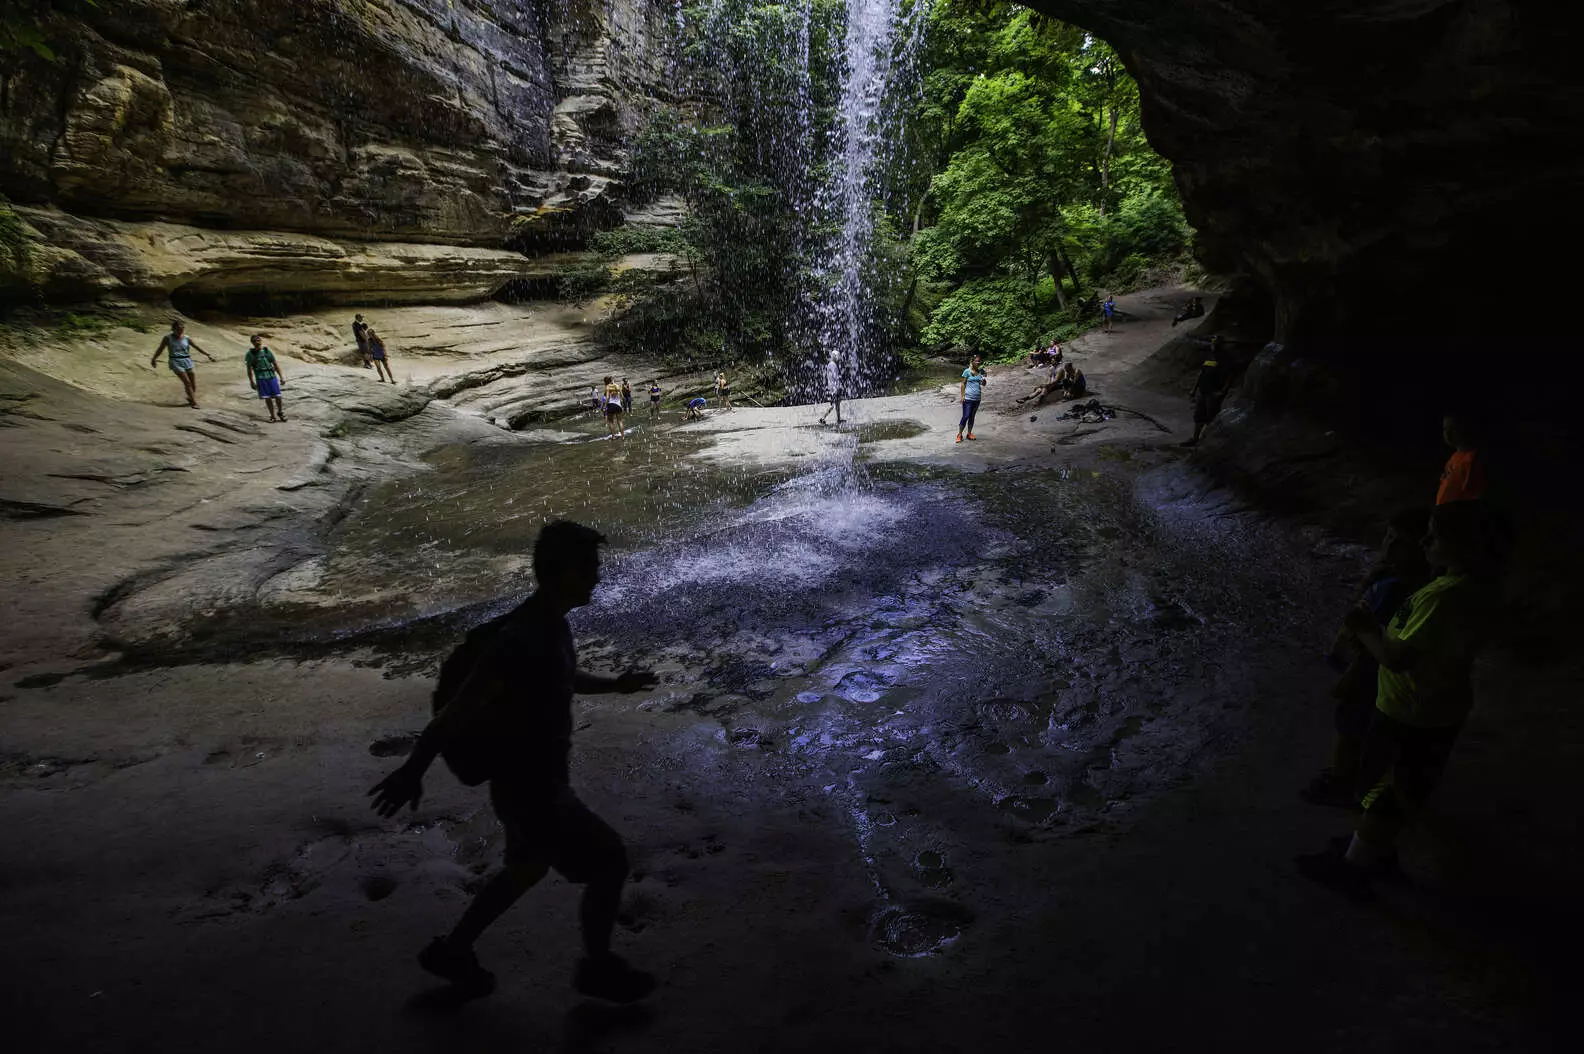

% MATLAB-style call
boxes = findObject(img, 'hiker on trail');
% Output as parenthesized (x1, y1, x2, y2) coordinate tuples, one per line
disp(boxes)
(149, 320, 217, 409)
(818, 388, 844, 426)
(366, 328, 395, 384)
(603, 376, 624, 439)
(352, 314, 373, 369)
(1437, 410, 1487, 505)
(368, 521, 660, 1003)
(244, 334, 287, 423)
(1296, 500, 1510, 900)
(1101, 294, 1117, 334)
(685, 396, 707, 420)
(1172, 297, 1204, 327)
(648, 380, 662, 418)
(590, 384, 602, 413)
(1305, 507, 1432, 809)
(715, 371, 733, 410)
(957, 354, 987, 444)
(1184, 337, 1230, 446)
(620, 378, 633, 415)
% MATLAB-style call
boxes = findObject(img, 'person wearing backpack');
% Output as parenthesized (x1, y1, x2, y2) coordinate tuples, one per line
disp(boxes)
(244, 334, 286, 422)
(368, 521, 660, 1002)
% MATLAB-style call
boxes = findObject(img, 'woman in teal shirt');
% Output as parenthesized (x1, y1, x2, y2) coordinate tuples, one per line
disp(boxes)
(149, 320, 217, 409)
(957, 355, 986, 443)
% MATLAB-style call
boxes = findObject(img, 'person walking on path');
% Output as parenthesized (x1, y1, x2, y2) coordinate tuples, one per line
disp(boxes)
(715, 371, 733, 410)
(648, 380, 662, 418)
(149, 320, 217, 409)
(620, 378, 633, 415)
(352, 314, 373, 369)
(603, 375, 625, 440)
(957, 354, 987, 443)
(244, 334, 288, 423)
(1295, 500, 1509, 900)
(366, 328, 395, 384)
(1184, 337, 1230, 446)
(1101, 294, 1117, 334)
(369, 521, 660, 1003)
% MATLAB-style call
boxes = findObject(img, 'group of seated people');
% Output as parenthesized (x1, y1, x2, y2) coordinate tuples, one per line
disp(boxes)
(1018, 360, 1088, 407)
(1026, 340, 1065, 368)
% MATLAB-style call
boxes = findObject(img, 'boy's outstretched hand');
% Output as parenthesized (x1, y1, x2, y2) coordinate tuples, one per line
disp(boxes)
(368, 764, 424, 817)
(613, 669, 659, 694)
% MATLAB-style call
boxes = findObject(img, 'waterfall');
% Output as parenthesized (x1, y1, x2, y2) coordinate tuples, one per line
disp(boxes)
(809, 0, 926, 410)
(674, 0, 927, 408)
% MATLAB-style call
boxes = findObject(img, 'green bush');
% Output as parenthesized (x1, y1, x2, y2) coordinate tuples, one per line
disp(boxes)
(0, 195, 32, 291)
(557, 261, 613, 301)
(589, 226, 689, 258)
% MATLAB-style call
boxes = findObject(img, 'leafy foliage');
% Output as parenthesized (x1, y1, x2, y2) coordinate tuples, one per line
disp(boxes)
(906, 1, 1191, 355)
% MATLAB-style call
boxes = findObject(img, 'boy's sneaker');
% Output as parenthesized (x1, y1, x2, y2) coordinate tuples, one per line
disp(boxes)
(955, 435, 963, 443)
(418, 937, 496, 996)
(966, 432, 976, 440)
(574, 954, 657, 1003)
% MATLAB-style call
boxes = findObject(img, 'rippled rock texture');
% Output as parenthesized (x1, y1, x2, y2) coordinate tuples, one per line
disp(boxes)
(0, 0, 669, 298)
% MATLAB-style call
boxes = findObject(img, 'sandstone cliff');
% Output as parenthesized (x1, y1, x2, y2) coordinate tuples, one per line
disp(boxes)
(0, 0, 673, 302)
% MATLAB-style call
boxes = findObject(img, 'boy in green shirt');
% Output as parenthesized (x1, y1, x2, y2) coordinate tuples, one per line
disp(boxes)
(244, 334, 287, 422)
(1296, 500, 1509, 899)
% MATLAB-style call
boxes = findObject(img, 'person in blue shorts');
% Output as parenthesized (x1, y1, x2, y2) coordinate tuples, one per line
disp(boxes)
(685, 396, 707, 420)
(149, 320, 217, 409)
(1101, 294, 1117, 334)
(244, 334, 288, 422)
(648, 381, 662, 418)
(957, 354, 986, 443)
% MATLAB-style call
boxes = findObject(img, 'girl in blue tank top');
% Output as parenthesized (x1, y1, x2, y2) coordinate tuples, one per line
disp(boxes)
(150, 321, 216, 408)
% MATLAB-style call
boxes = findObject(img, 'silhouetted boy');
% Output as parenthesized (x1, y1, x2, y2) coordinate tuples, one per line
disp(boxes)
(369, 521, 659, 1002)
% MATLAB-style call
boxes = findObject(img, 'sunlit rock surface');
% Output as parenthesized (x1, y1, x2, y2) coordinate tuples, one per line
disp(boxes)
(0, 0, 670, 294)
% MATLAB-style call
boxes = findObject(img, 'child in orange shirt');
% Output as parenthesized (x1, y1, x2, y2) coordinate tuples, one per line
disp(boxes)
(1436, 411, 1486, 504)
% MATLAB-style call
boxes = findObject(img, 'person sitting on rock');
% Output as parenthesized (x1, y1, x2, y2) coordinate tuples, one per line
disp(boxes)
(1054, 361, 1087, 399)
(1172, 297, 1204, 327)
(1018, 360, 1065, 406)
(365, 328, 395, 384)
(353, 314, 373, 369)
(149, 320, 217, 410)
(244, 333, 287, 423)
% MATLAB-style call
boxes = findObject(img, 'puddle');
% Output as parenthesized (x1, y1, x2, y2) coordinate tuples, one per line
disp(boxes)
(872, 899, 974, 957)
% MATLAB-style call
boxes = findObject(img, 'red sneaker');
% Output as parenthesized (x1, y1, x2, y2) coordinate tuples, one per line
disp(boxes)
(966, 432, 977, 440)
(955, 434, 963, 443)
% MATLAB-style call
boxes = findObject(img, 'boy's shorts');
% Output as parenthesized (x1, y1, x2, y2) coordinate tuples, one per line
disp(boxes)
(256, 376, 282, 399)
(489, 782, 626, 882)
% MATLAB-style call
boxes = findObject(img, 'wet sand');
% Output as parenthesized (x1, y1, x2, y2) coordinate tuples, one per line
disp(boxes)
(1, 290, 1572, 1052)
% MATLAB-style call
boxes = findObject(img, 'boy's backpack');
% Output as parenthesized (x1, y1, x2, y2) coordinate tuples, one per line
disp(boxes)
(430, 604, 526, 785)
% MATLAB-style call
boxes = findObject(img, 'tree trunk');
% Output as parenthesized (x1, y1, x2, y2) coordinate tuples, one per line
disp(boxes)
(1058, 244, 1083, 297)
(1099, 104, 1119, 212)
(1048, 255, 1068, 310)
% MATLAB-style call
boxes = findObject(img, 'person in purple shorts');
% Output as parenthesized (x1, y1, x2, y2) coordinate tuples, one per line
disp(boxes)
(244, 334, 287, 422)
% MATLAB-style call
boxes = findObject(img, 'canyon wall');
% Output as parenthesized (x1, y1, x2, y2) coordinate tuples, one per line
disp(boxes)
(0, 0, 673, 302)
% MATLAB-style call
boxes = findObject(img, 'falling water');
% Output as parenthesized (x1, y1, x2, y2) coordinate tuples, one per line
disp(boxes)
(807, 0, 927, 411)
(679, 0, 927, 416)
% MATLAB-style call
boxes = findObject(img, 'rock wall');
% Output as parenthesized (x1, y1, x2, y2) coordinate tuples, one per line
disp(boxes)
(1, 0, 673, 300)
(1027, 0, 1579, 427)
